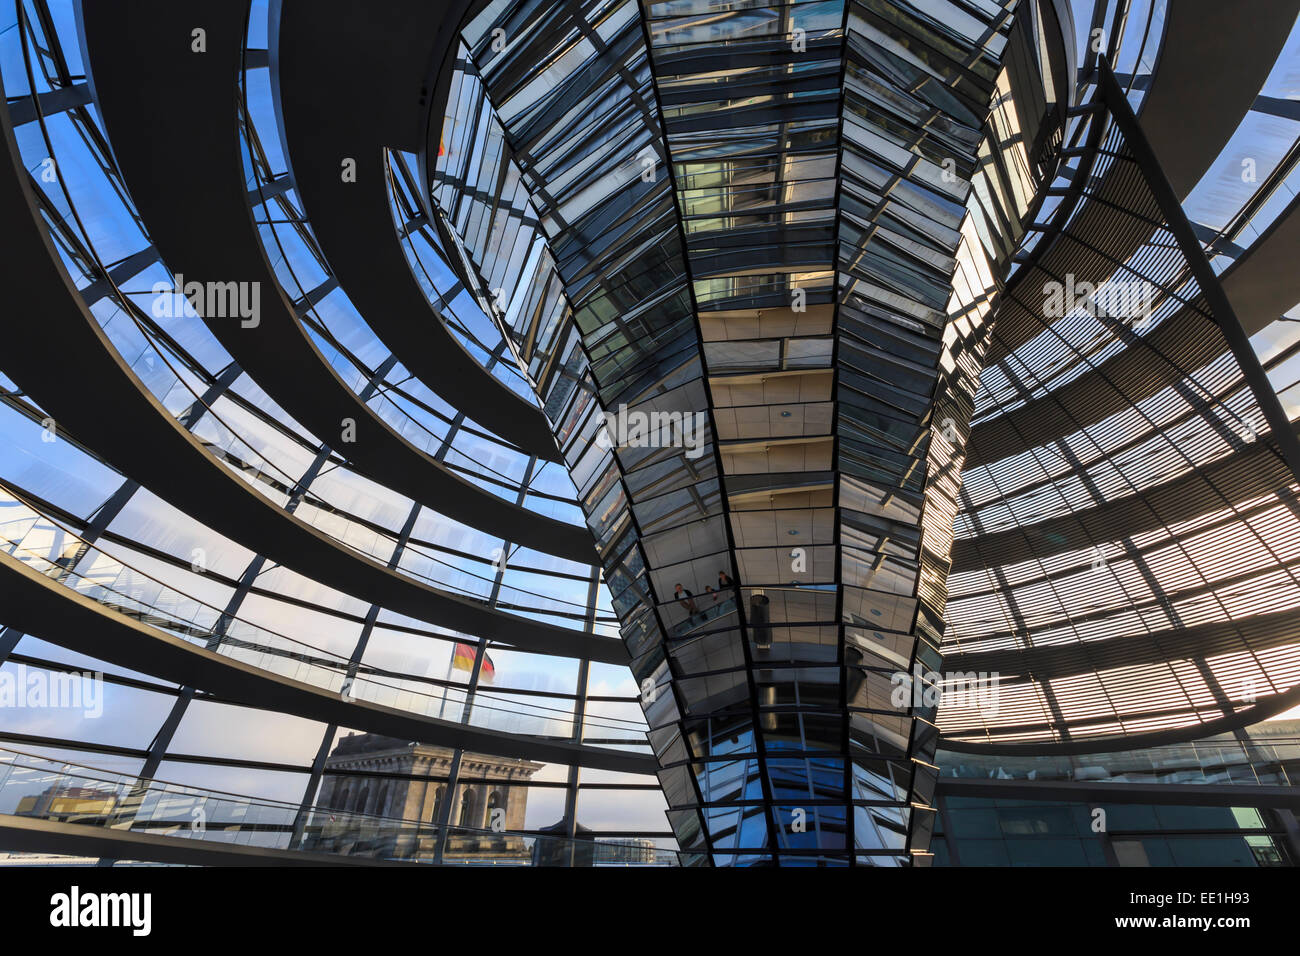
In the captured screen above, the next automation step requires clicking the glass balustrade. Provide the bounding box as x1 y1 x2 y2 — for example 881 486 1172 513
0 749 677 866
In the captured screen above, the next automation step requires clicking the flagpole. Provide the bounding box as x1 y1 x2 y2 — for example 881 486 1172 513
436 649 455 720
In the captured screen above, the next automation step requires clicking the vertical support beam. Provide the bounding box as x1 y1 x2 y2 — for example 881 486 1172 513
562 570 599 866
435 455 536 862
0 628 22 666
290 721 338 850
292 497 422 849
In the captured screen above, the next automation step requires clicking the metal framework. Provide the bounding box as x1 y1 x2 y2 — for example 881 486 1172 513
943 59 1300 754
0 0 1298 869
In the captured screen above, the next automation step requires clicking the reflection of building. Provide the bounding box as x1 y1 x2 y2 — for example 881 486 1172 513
530 821 663 866
16 785 118 822
531 819 593 867
597 838 657 865
311 733 541 862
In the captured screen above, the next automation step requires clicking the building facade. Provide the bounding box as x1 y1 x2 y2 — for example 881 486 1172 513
310 734 540 861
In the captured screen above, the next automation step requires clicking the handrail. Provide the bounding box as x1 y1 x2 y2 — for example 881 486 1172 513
937 736 1300 788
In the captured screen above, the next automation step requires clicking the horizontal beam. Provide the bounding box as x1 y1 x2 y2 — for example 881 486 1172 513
944 607 1300 683
0 546 656 774
952 435 1292 573
940 675 1300 757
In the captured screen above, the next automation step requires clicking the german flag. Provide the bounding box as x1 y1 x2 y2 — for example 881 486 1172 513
452 641 495 682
